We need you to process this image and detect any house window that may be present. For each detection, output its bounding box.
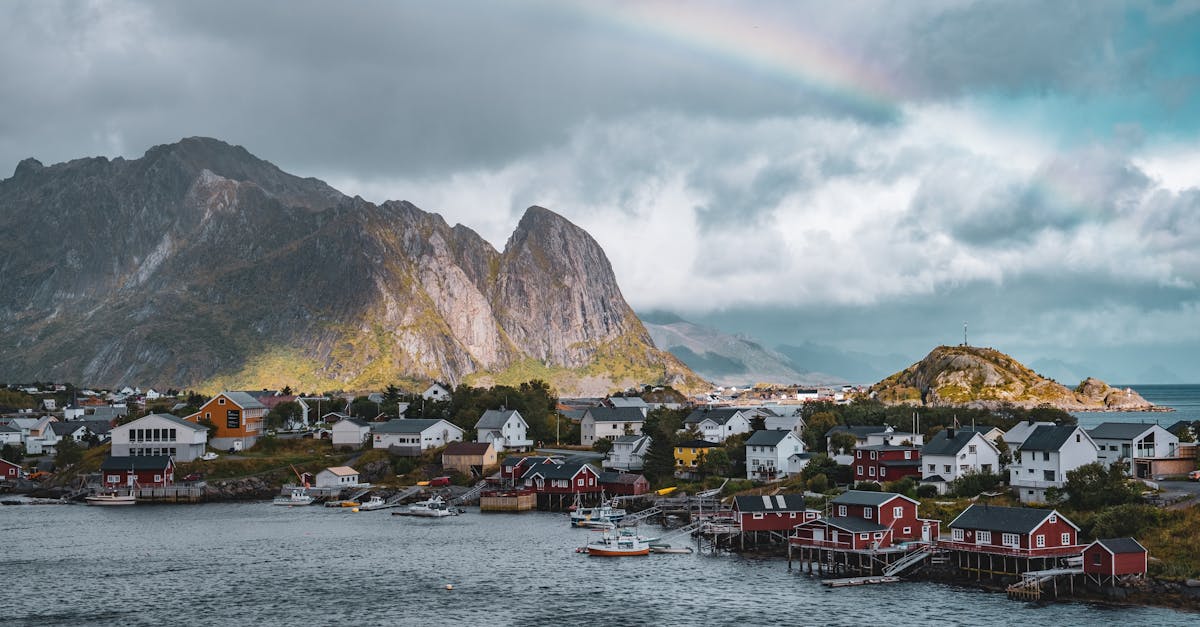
[952,529,964,541]
[968,445,976,454]
[904,450,911,459]
[944,464,951,473]
[903,527,911,534]
[1002,533,1020,547]
[1042,451,1050,461]
[1036,535,1046,548]
[577,478,584,486]
[752,513,764,520]
[1076,434,1080,442]
[864,507,873,519]
[869,466,876,477]
[859,533,869,540]
[1061,533,1071,546]
[893,506,903,518]
[856,451,862,459]
[838,505,847,517]
[153,474,162,482]
[928,464,935,472]
[1048,513,1057,523]
[977,530,991,544]
[880,468,887,477]
[870,451,878,460]
[1092,553,1102,566]
[1043,470,1055,481]
[856,467,863,476]
[218,398,225,405]
[107,474,120,483]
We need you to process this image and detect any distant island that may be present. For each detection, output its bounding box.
[869,345,1162,412]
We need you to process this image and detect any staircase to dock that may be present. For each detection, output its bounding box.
[618,506,662,526]
[884,546,935,577]
[387,486,422,505]
[452,481,488,505]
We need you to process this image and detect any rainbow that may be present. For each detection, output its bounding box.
[557,0,904,113]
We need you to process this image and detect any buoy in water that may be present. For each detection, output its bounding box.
[445,584,454,590]
[352,507,359,512]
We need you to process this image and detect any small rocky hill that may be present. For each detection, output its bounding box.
[870,345,1157,411]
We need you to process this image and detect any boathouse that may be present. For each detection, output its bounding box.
[521,461,604,509]
[598,471,650,496]
[1082,538,1148,583]
[100,455,175,488]
[0,457,21,481]
[791,516,894,550]
[944,504,1081,556]
[830,490,939,543]
[733,494,817,533]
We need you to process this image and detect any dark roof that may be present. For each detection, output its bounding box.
[856,444,920,452]
[831,490,913,507]
[49,422,87,436]
[372,419,455,434]
[584,407,646,423]
[138,413,207,431]
[476,409,524,429]
[1018,425,1082,452]
[827,425,887,439]
[443,442,493,456]
[100,455,173,471]
[745,430,796,447]
[879,459,921,468]
[1087,422,1159,441]
[949,504,1078,534]
[921,475,948,483]
[734,494,806,512]
[815,516,888,533]
[922,429,985,457]
[683,408,745,426]
[0,424,17,433]
[1166,421,1192,436]
[1092,538,1147,555]
[526,462,597,480]
[612,434,649,444]
[675,440,719,448]
[599,472,646,485]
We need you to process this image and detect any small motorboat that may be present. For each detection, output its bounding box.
[324,499,361,508]
[85,489,137,506]
[649,544,694,554]
[586,530,649,557]
[570,502,627,528]
[273,489,314,506]
[358,496,388,510]
[391,495,462,518]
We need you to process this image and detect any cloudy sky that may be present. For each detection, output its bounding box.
[4,0,1200,382]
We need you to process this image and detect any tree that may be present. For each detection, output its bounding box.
[1,443,24,464]
[642,435,677,485]
[806,473,829,493]
[995,438,1012,468]
[1057,462,1140,510]
[700,447,731,477]
[828,432,858,456]
[948,470,1002,497]
[591,438,613,454]
[800,453,839,482]
[55,437,83,468]
[804,412,838,452]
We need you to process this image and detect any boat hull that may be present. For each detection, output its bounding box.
[587,547,649,557]
[85,495,136,506]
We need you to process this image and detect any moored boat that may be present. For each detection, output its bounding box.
[358,496,388,510]
[391,495,462,518]
[570,503,627,527]
[586,529,649,557]
[273,489,315,506]
[85,489,137,506]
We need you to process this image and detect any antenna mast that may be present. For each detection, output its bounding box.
[963,321,968,347]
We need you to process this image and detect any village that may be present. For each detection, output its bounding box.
[1,380,1198,609]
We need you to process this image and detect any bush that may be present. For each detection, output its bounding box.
[1088,503,1161,539]
[883,476,918,498]
[853,481,882,492]
[948,470,1003,497]
[807,473,829,493]
[916,484,938,498]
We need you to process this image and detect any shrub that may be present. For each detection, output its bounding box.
[916,484,938,498]
[854,481,882,492]
[948,470,1003,497]
[807,473,829,493]
[1088,503,1161,539]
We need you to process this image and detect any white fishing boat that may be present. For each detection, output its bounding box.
[358,495,388,510]
[273,489,314,506]
[85,489,137,506]
[570,502,627,527]
[585,529,649,557]
[391,495,462,518]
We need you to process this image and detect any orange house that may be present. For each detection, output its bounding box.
[184,392,267,451]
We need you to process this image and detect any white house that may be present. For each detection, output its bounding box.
[603,434,652,471]
[110,413,209,462]
[1009,425,1099,504]
[315,466,360,488]
[763,410,806,435]
[331,417,372,449]
[372,419,463,453]
[682,408,752,443]
[144,389,162,400]
[745,429,807,481]
[1003,420,1056,448]
[580,407,645,446]
[475,409,533,452]
[1087,422,1180,475]
[0,424,21,447]
[919,428,1002,494]
[422,384,451,402]
[606,396,649,415]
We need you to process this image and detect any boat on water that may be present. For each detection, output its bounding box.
[324,499,361,508]
[358,496,388,510]
[391,495,462,518]
[649,544,693,554]
[85,489,137,506]
[273,489,315,506]
[585,530,650,557]
[570,503,626,527]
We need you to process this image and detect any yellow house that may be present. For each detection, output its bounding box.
[674,439,720,478]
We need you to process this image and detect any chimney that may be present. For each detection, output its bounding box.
[947,427,956,440]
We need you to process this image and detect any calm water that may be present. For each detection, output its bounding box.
[1073,384,1200,429]
[0,503,1195,626]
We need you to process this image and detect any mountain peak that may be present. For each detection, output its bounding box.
[12,157,43,178]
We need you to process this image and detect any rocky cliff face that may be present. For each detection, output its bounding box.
[870,345,1156,411]
[0,137,700,395]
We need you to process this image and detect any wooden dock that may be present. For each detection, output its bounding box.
[822,576,901,587]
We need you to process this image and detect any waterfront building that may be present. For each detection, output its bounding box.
[0,457,21,481]
[944,504,1080,556]
[919,427,1001,494]
[851,444,921,483]
[673,439,719,479]
[732,494,817,534]
[184,392,267,452]
[1082,538,1148,582]
[745,430,807,481]
[500,456,560,485]
[110,413,208,462]
[830,490,939,543]
[603,434,651,471]
[579,407,645,446]
[100,455,175,488]
[315,466,360,488]
[1008,425,1098,504]
[1087,422,1180,478]
[682,408,752,443]
[371,419,464,454]
[598,471,650,495]
[474,409,533,453]
[330,417,371,448]
[442,442,497,476]
[520,461,601,496]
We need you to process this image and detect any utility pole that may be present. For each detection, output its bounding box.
[963,321,968,347]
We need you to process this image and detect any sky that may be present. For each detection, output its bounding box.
[3,0,1200,382]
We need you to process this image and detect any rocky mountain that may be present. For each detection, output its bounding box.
[640,311,841,386]
[870,345,1157,411]
[0,137,701,395]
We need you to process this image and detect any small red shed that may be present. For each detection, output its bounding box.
[100,455,175,488]
[1083,538,1148,579]
[599,471,650,496]
[0,458,22,481]
[734,494,818,533]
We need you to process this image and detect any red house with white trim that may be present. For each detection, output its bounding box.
[599,472,650,496]
[1083,538,1148,579]
[521,462,601,495]
[100,455,175,488]
[733,494,819,532]
[500,455,559,484]
[0,458,22,481]
[852,445,921,483]
[942,504,1081,557]
[829,490,940,543]
[791,516,895,550]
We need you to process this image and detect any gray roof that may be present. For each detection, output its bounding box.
[1092,538,1147,554]
[612,434,649,444]
[0,424,17,433]
[1018,425,1080,452]
[922,429,983,457]
[827,425,888,439]
[1087,422,1159,441]
[475,409,523,430]
[921,475,948,483]
[949,504,1077,534]
[89,406,129,420]
[675,439,720,448]
[816,516,888,533]
[221,391,266,410]
[372,419,453,434]
[334,417,370,428]
[49,422,88,436]
[584,407,645,423]
[607,397,648,408]
[831,490,912,508]
[734,494,806,512]
[524,462,598,480]
[684,408,745,425]
[745,430,795,447]
[100,455,173,470]
[141,413,207,431]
